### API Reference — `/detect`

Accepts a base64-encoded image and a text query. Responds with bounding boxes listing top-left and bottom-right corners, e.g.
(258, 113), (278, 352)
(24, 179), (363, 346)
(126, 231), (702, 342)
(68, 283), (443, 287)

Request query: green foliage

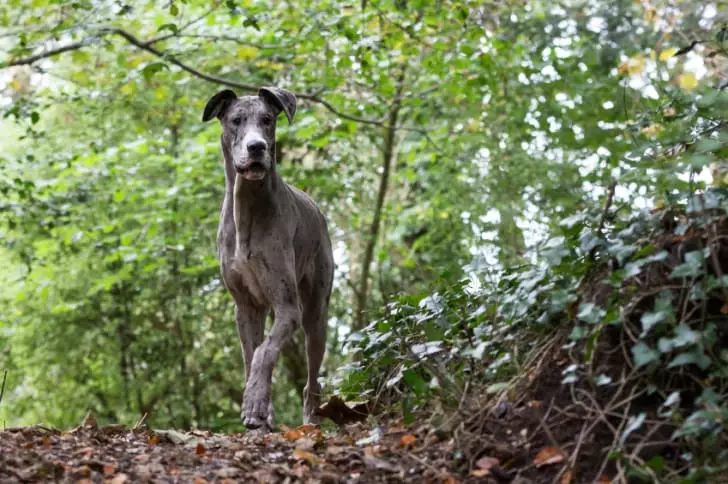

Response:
(1, 5), (727, 481)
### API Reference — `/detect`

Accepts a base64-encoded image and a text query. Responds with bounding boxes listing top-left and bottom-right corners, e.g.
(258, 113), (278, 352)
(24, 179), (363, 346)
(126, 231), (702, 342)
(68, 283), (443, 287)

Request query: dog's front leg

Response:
(242, 259), (300, 430)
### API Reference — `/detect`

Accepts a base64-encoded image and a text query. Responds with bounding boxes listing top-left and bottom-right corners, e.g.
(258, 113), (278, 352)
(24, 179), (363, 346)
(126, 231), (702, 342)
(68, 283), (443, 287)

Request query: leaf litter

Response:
(0, 417), (465, 483)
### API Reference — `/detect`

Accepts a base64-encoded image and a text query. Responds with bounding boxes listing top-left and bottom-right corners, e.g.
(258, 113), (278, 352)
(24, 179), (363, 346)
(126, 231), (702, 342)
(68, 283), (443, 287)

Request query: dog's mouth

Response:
(236, 161), (266, 181)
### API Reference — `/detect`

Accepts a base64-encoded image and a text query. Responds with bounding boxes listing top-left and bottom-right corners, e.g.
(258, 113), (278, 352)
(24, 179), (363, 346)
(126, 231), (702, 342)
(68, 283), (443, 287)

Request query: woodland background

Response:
(1, 1), (727, 479)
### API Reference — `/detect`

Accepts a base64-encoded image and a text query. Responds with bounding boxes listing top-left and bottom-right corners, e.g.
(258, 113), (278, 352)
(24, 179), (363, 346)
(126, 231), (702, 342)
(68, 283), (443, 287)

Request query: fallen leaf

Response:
(298, 424), (317, 433)
(195, 442), (206, 456)
(561, 469), (573, 484)
(362, 454), (399, 472)
(295, 437), (317, 451)
(110, 474), (128, 484)
(293, 448), (320, 465)
(148, 432), (160, 445)
(215, 467), (241, 478)
(283, 429), (304, 441)
(533, 447), (565, 467)
(400, 434), (417, 447)
(103, 463), (116, 475)
(326, 445), (346, 455)
(315, 395), (369, 425)
(476, 456), (500, 470)
(83, 410), (97, 428)
(471, 469), (490, 477)
(41, 435), (51, 448)
(721, 302), (728, 314)
(101, 424), (127, 435)
(442, 476), (458, 484)
(155, 429), (196, 445)
(597, 476), (612, 483)
(193, 478), (208, 484)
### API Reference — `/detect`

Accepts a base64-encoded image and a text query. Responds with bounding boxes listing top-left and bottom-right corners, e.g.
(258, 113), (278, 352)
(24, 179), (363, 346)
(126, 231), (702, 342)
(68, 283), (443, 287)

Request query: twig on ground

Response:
(133, 412), (148, 430)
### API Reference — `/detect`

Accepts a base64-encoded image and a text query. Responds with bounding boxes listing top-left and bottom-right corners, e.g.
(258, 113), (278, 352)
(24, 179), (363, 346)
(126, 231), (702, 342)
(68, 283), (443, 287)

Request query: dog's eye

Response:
(231, 116), (242, 126)
(262, 116), (273, 126)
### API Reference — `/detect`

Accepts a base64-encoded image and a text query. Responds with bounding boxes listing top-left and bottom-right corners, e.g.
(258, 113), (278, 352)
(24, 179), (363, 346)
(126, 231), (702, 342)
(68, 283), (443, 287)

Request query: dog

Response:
(202, 87), (334, 430)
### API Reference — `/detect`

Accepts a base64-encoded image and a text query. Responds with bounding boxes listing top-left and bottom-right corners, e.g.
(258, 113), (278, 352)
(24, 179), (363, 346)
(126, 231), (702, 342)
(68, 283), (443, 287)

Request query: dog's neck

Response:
(221, 143), (281, 251)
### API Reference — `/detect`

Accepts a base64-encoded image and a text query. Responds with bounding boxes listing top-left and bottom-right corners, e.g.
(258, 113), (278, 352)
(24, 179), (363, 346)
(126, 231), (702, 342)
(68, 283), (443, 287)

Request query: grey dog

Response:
(202, 87), (334, 430)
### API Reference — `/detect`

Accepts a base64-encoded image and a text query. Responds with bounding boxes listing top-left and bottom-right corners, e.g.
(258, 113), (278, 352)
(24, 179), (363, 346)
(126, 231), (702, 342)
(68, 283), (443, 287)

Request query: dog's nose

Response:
(247, 140), (267, 155)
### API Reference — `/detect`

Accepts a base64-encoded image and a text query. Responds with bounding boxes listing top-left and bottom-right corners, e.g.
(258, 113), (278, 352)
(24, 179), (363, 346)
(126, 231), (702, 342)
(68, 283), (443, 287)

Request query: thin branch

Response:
(2, 27), (436, 135)
(172, 33), (287, 50)
(0, 369), (7, 405)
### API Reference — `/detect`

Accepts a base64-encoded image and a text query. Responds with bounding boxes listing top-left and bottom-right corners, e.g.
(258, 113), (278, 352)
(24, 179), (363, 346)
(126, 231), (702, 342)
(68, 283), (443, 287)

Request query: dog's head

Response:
(202, 87), (296, 181)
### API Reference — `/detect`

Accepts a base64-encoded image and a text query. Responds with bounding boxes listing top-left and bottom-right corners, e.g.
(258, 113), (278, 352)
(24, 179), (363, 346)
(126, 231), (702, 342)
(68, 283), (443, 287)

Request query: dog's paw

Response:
(241, 379), (271, 430)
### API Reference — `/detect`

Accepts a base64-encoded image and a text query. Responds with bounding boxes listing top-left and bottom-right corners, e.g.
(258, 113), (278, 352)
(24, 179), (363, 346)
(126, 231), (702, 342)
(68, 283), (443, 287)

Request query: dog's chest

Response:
(230, 256), (267, 306)
(218, 218), (268, 306)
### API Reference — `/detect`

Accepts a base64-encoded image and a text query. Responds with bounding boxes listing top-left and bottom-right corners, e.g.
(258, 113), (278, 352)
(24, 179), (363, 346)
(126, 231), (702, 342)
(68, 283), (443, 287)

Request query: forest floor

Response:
(0, 417), (498, 484)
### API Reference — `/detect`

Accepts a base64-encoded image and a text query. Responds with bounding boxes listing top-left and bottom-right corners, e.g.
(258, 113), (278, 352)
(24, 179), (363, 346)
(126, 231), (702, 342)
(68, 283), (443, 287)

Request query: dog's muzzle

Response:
(235, 161), (266, 181)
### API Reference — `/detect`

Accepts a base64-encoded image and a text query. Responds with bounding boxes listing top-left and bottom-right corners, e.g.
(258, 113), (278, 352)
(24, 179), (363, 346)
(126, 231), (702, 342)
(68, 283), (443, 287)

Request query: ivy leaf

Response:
(667, 350), (710, 370)
(670, 250), (707, 279)
(631, 342), (659, 368)
(402, 369), (427, 396)
(577, 303), (605, 325)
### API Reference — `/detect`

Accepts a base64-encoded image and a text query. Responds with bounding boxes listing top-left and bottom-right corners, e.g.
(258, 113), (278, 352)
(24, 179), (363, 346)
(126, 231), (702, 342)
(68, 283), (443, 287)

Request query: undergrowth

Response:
(334, 87), (728, 482)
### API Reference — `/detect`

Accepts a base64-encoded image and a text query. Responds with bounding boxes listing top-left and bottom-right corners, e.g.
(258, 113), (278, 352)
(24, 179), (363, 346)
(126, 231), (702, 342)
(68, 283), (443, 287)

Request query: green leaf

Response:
(158, 23), (179, 34)
(631, 342), (659, 368)
(141, 62), (168, 80)
(667, 351), (710, 370)
(402, 369), (427, 396)
(577, 302), (605, 325)
(30, 111), (39, 124)
(485, 382), (510, 394)
(169, 3), (179, 16)
(670, 250), (707, 279)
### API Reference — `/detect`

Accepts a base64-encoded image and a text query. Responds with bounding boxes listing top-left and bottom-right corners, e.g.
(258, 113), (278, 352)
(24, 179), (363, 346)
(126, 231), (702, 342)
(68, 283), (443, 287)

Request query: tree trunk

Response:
(354, 72), (406, 330)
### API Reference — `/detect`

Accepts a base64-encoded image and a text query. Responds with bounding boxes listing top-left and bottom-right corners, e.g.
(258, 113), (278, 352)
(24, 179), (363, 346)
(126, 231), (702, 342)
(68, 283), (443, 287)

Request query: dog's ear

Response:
(202, 89), (237, 122)
(259, 86), (296, 125)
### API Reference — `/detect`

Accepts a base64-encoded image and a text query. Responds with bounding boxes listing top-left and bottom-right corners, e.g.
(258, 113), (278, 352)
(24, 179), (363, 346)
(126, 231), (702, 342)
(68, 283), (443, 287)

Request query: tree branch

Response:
(2, 27), (435, 134)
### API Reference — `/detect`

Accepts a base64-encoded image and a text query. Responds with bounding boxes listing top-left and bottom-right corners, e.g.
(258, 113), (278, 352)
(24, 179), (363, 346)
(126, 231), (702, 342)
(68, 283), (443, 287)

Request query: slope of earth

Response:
(0, 421), (477, 484)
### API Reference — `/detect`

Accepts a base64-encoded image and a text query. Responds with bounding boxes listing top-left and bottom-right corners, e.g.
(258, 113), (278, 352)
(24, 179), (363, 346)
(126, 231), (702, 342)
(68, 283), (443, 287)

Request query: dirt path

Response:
(0, 421), (467, 483)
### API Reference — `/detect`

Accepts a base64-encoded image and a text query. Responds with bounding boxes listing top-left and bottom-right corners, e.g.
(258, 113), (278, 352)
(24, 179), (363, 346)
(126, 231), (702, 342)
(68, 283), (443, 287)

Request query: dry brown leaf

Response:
(326, 445), (346, 455)
(283, 429), (304, 441)
(314, 395), (369, 425)
(597, 475), (612, 483)
(400, 434), (417, 447)
(476, 456), (500, 470)
(101, 424), (127, 435)
(192, 477), (208, 484)
(471, 469), (490, 477)
(103, 463), (116, 475)
(41, 435), (51, 448)
(720, 302), (728, 315)
(148, 432), (159, 445)
(561, 469), (573, 484)
(295, 437), (317, 452)
(293, 448), (320, 466)
(298, 424), (317, 433)
(442, 476), (458, 484)
(533, 446), (565, 467)
(195, 442), (206, 456)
